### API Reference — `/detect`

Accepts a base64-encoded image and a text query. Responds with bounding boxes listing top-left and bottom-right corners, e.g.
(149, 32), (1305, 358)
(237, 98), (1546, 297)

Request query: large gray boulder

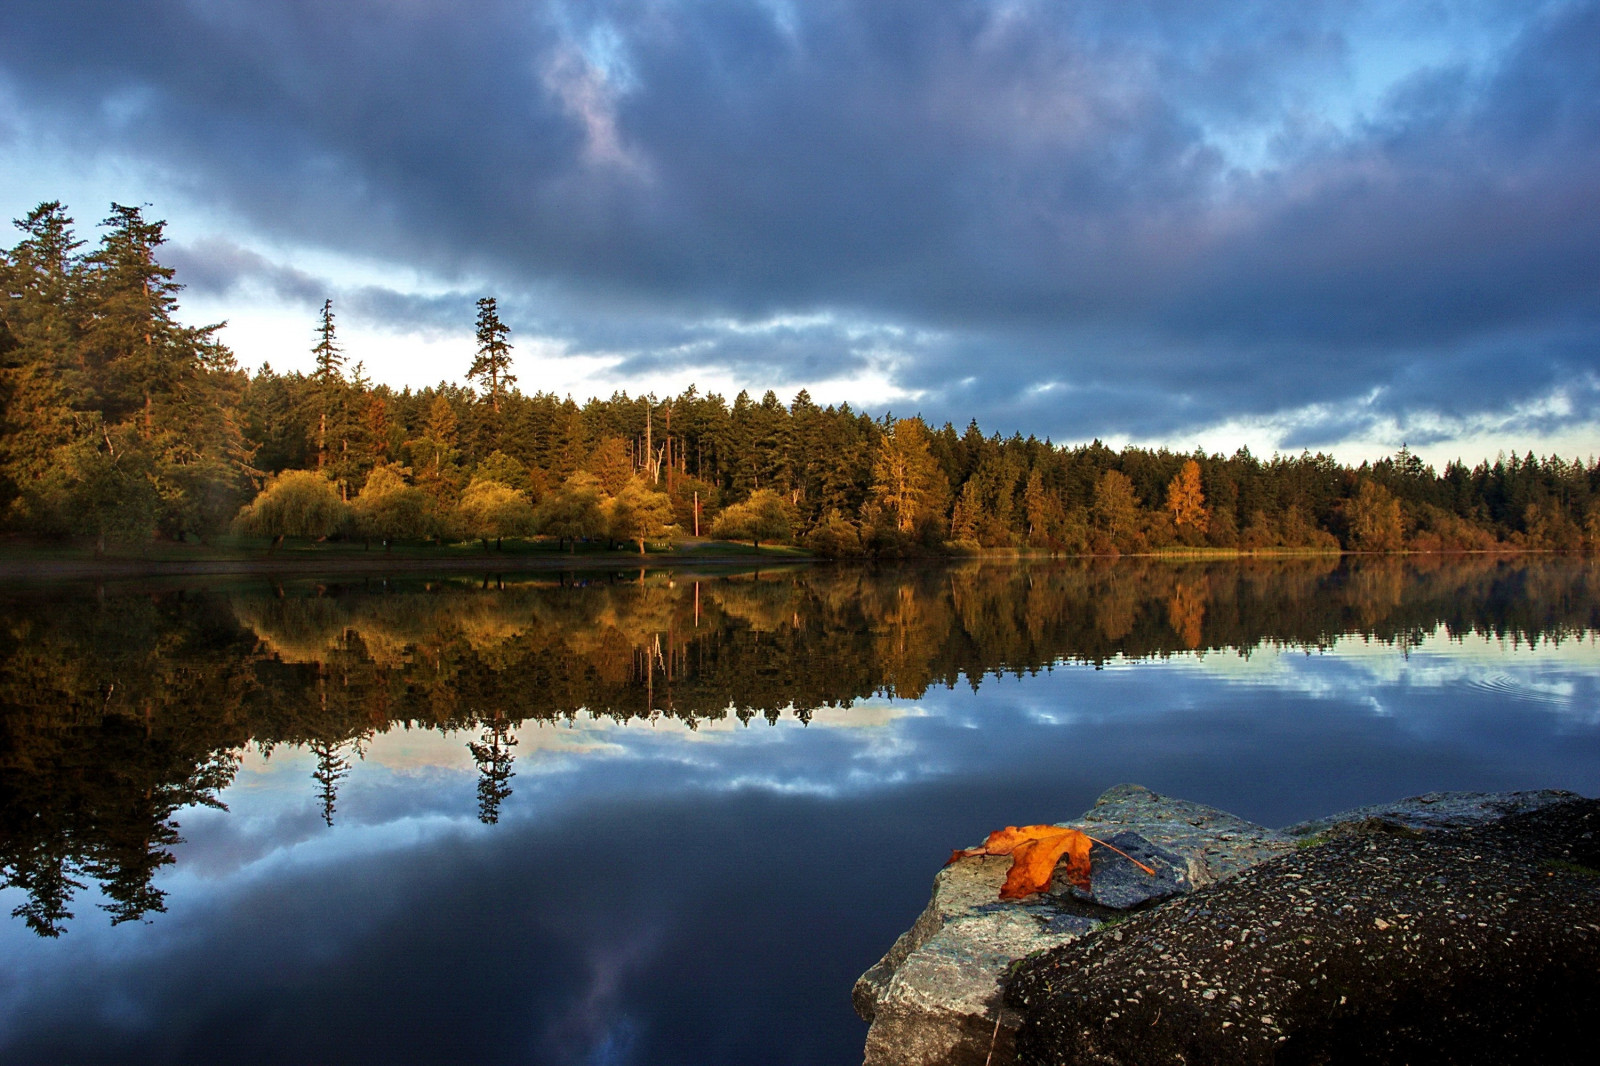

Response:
(855, 785), (1582, 1066)
(854, 784), (1295, 1066)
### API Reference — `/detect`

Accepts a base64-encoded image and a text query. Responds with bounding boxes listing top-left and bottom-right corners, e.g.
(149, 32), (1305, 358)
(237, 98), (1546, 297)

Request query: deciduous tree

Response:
(605, 477), (675, 553)
(870, 418), (949, 535)
(1164, 459), (1211, 537)
(712, 487), (795, 547)
(1092, 469), (1141, 550)
(1348, 479), (1404, 552)
(534, 471), (607, 551)
(457, 478), (534, 550)
(232, 469), (349, 550)
(351, 463), (431, 548)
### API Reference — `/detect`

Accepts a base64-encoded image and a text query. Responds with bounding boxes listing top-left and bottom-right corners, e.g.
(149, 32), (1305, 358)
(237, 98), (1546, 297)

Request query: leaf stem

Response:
(1082, 833), (1157, 877)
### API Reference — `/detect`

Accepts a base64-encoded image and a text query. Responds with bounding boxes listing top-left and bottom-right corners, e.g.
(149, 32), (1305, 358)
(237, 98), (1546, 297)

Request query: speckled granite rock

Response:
(1008, 798), (1600, 1065)
(855, 785), (1589, 1066)
(1282, 787), (1579, 837)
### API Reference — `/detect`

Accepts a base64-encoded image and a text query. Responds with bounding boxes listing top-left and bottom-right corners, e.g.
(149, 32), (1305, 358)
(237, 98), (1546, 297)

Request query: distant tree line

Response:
(5, 201), (1599, 556)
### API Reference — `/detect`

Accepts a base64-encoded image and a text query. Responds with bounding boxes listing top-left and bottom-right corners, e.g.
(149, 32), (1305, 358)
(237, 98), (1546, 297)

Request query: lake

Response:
(2, 556), (1598, 1064)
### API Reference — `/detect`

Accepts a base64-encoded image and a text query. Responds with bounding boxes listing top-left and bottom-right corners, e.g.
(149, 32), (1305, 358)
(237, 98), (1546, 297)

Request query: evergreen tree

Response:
(469, 297), (515, 413)
(82, 203), (186, 430)
(307, 300), (351, 482)
(309, 739), (351, 827)
(0, 202), (83, 514)
(3, 202), (250, 541)
(468, 719), (517, 824)
(311, 299), (343, 384)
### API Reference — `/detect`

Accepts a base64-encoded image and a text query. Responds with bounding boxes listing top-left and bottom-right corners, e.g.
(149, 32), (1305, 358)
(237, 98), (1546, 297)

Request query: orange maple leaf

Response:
(947, 824), (1157, 900)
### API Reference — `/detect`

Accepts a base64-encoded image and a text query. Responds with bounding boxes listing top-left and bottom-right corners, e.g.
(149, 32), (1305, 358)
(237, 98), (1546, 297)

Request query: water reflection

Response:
(0, 555), (1596, 939)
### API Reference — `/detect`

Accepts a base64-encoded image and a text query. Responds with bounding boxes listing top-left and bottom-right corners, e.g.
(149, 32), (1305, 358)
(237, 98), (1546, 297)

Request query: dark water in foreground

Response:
(2, 556), (1598, 1064)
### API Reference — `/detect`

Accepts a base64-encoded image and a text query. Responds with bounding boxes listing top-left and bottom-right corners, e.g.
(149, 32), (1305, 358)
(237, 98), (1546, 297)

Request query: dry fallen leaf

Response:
(948, 823), (1157, 900)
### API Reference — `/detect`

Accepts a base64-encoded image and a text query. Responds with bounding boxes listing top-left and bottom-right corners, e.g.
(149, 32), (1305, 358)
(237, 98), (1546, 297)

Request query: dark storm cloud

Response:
(3, 0), (1597, 444)
(166, 238), (477, 334)
(164, 238), (326, 306)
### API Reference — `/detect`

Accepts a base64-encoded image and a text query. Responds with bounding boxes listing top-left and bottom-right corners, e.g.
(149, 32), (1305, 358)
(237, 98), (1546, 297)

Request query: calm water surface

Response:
(2, 557), (1598, 1064)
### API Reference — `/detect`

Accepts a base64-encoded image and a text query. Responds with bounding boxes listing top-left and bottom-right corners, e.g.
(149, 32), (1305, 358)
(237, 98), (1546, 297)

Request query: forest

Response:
(3, 200), (1599, 557)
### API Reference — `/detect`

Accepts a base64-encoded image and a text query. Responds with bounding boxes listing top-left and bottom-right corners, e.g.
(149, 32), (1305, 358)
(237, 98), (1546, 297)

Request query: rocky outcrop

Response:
(854, 785), (1586, 1066)
(854, 784), (1297, 1066)
(1009, 797), (1600, 1065)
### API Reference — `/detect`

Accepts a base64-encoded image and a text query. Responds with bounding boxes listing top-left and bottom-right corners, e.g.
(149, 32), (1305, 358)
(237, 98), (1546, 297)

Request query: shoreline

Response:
(0, 545), (814, 583)
(0, 539), (1577, 584)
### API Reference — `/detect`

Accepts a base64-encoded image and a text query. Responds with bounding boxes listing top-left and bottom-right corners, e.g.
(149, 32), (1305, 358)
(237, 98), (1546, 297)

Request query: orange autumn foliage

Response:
(1164, 459), (1211, 534)
(948, 824), (1157, 900)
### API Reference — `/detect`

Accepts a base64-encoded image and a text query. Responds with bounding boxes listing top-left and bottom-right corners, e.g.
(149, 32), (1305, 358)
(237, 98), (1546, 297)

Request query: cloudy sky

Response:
(3, 1), (1597, 464)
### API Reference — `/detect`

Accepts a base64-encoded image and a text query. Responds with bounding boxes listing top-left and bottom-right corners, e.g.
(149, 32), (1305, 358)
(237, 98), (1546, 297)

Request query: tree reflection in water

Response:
(1, 555), (1595, 935)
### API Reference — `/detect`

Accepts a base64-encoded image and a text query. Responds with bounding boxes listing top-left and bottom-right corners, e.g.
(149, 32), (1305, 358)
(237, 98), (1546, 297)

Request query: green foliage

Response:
(585, 436), (635, 495)
(803, 511), (865, 557)
(605, 477), (675, 553)
(22, 421), (161, 551)
(534, 470), (607, 550)
(712, 487), (796, 547)
(457, 478), (534, 548)
(232, 469), (349, 543)
(352, 463), (432, 545)
(1092, 469), (1143, 553)
(474, 450), (533, 494)
(0, 200), (253, 542)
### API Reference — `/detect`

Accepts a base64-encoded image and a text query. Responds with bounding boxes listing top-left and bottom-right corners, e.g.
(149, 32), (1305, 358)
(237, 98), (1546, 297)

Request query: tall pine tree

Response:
(469, 297), (515, 413)
(0, 202), (82, 513)
(311, 298), (343, 383)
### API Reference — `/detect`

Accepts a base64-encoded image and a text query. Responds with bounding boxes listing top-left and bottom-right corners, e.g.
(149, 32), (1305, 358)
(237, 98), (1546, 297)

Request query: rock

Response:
(854, 852), (1093, 1066)
(1059, 831), (1190, 911)
(1283, 788), (1580, 837)
(1007, 798), (1600, 1065)
(857, 786), (1596, 1066)
(1074, 783), (1295, 886)
(854, 785), (1295, 1066)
